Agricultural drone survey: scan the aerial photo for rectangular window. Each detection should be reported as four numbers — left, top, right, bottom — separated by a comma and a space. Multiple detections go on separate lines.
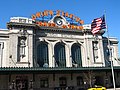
0, 42, 4, 67
59, 77, 67, 87
0, 44, 2, 66
20, 46, 25, 56
19, 19, 26, 23
77, 77, 83, 86
92, 41, 99, 62
17, 37, 26, 62
0, 44, 1, 54
40, 78, 49, 88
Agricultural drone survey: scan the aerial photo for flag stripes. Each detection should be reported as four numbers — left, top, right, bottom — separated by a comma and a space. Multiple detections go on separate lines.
91, 15, 106, 34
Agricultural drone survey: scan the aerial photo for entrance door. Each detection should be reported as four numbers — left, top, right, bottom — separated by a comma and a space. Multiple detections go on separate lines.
16, 76, 28, 90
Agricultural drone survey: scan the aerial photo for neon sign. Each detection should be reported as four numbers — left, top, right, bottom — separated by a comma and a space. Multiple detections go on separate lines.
32, 10, 84, 30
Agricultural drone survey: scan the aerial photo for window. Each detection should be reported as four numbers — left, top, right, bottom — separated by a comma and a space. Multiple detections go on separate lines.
92, 41, 99, 62
77, 77, 83, 86
40, 78, 49, 88
71, 43, 82, 67
59, 77, 67, 87
94, 76, 103, 86
0, 44, 1, 54
19, 19, 26, 23
54, 43, 66, 67
37, 42, 49, 67
0, 43, 2, 66
0, 43, 3, 67
17, 37, 26, 61
0, 43, 4, 54
16, 76, 28, 90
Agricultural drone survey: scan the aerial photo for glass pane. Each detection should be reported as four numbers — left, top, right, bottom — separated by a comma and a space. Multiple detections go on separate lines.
59, 77, 67, 87
54, 43, 66, 67
37, 42, 49, 67
71, 43, 82, 67
77, 77, 83, 86
40, 78, 49, 88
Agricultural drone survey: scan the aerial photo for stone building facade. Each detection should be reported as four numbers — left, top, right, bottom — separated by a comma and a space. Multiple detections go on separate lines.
0, 11, 120, 90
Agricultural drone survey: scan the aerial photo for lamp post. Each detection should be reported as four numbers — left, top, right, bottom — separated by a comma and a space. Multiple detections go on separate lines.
109, 48, 116, 90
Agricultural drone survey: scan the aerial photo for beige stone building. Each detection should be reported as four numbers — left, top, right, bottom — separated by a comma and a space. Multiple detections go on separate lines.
0, 10, 120, 90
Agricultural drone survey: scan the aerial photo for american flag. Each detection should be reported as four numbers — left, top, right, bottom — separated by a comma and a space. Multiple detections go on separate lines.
91, 15, 106, 34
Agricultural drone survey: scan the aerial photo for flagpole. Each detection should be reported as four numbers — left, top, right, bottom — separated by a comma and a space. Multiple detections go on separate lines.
104, 11, 116, 90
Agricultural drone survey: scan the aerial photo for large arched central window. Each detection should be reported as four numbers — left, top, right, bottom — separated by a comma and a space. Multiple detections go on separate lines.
37, 42, 49, 67
71, 43, 82, 67
54, 43, 66, 67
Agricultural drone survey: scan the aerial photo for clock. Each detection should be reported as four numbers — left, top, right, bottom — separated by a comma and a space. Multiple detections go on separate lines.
48, 15, 69, 27
53, 16, 63, 26
56, 19, 63, 26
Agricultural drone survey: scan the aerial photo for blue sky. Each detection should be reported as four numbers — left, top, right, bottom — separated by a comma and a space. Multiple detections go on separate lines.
0, 0, 120, 56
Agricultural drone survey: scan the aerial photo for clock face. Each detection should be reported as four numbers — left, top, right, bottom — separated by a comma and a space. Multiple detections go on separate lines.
53, 16, 63, 26
56, 19, 63, 26
48, 15, 69, 27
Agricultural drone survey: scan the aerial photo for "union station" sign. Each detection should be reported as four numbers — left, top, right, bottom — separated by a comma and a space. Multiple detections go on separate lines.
31, 10, 84, 30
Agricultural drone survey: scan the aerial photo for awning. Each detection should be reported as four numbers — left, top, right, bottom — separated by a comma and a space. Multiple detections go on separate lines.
0, 66, 120, 74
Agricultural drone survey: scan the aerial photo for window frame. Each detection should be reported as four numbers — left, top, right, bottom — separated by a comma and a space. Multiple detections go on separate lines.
59, 77, 67, 87
71, 43, 82, 67
54, 42, 66, 67
0, 42, 4, 67
37, 41, 49, 67
77, 76, 84, 86
40, 78, 49, 88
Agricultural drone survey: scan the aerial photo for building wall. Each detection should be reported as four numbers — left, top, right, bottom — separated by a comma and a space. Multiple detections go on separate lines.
34, 29, 107, 68
0, 75, 9, 89
0, 26, 119, 68
0, 17, 119, 89
0, 30, 9, 67
8, 28, 34, 67
0, 71, 120, 89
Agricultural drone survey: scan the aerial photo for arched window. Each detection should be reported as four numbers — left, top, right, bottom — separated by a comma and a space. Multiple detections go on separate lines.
37, 42, 49, 67
54, 43, 66, 67
71, 43, 82, 67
